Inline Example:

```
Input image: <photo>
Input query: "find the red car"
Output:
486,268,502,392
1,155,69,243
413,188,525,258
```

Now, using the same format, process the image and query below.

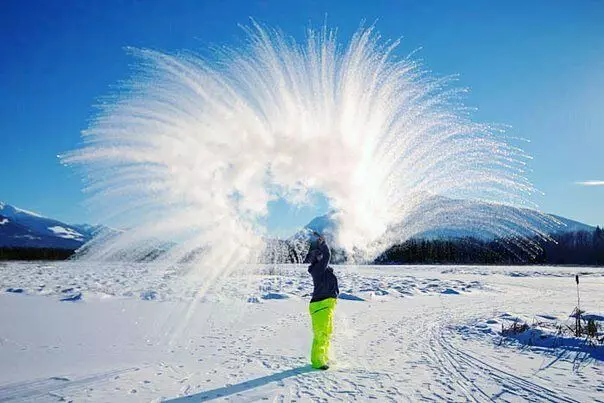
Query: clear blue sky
1,0,603,236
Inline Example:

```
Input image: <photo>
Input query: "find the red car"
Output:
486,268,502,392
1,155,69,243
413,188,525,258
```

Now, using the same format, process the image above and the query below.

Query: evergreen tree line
2,227,603,265
0,247,75,260
376,227,604,266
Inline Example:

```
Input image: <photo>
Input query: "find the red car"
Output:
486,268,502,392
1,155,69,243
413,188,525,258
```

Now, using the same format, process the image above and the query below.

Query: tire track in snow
0,367,138,402
359,291,579,402
426,324,491,402
433,324,579,403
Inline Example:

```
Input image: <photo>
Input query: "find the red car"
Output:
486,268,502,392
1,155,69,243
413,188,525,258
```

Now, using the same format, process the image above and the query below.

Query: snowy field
1,262,603,402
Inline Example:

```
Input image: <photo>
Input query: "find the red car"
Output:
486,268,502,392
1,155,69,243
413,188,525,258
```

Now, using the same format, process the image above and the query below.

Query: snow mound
338,293,365,301
0,263,492,303
441,288,460,295
140,290,158,300
262,293,289,300
6,287,24,293
60,292,82,302
458,312,604,362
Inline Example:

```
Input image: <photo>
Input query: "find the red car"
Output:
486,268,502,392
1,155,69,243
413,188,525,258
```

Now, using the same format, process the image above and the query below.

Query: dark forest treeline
377,228,604,266
0,247,76,260
2,227,603,265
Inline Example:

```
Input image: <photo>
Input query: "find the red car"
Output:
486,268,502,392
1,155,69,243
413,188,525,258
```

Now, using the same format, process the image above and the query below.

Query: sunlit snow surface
1,262,603,401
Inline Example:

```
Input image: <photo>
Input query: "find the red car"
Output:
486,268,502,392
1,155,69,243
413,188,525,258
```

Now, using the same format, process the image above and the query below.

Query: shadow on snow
504,328,604,370
163,365,314,402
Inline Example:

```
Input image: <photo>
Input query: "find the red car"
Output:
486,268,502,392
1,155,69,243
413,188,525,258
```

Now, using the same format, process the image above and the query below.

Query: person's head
312,231,325,245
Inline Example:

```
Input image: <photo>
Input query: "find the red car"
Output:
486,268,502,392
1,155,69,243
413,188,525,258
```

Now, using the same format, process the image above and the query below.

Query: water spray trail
62,23,553,283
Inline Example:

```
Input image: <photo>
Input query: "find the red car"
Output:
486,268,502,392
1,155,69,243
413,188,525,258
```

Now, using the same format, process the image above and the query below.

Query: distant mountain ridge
0,202,115,250
294,200,595,245
0,200,596,252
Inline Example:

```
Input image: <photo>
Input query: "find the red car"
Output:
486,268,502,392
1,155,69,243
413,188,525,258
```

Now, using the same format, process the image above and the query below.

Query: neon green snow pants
309,297,337,368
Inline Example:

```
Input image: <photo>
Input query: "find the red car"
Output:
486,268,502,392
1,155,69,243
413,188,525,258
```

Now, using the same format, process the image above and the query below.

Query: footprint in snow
441,288,460,295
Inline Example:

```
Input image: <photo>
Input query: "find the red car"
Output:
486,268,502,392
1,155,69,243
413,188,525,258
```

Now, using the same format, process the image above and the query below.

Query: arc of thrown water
62,22,552,276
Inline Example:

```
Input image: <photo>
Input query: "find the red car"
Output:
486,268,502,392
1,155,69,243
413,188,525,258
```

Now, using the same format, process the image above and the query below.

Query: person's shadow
163,365,315,402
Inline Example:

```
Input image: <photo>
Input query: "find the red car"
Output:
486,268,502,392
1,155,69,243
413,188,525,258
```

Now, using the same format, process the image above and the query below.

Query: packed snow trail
0,263,603,402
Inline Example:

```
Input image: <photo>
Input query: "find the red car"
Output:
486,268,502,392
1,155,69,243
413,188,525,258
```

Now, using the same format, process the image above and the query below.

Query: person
307,231,339,370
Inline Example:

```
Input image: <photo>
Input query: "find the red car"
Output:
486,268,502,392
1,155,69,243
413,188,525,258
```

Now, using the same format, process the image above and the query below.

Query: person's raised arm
315,243,330,272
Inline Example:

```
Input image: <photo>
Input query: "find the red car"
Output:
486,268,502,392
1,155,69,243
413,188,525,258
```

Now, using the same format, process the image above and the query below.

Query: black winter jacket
308,242,339,303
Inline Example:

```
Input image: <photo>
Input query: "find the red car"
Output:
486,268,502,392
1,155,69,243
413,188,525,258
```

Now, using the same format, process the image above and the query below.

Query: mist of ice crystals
63,23,553,278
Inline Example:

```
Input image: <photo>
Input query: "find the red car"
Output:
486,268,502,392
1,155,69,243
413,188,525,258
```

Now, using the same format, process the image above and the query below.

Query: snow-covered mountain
294,199,595,244
1,199,595,252
0,202,114,249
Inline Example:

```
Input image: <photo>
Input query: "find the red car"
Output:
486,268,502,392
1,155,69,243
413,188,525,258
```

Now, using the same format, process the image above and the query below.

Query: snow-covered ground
1,262,603,402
